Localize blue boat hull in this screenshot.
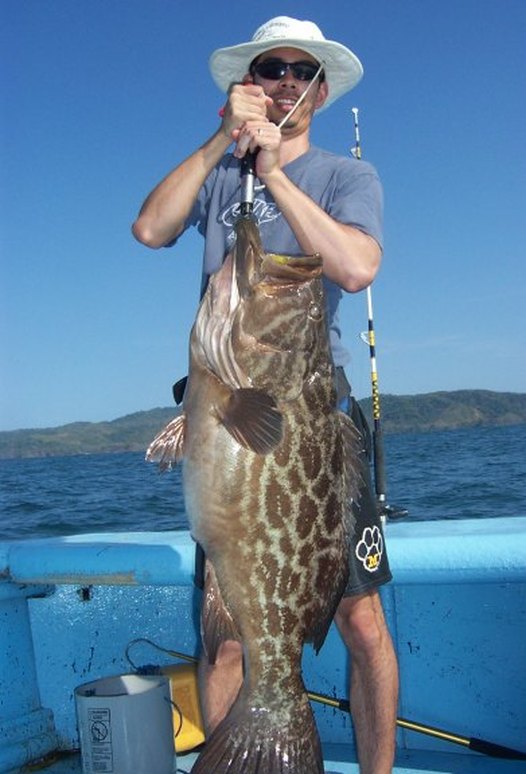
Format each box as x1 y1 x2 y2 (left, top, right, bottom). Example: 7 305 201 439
1 517 525 772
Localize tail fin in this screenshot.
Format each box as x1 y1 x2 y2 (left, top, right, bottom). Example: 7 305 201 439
192 691 323 773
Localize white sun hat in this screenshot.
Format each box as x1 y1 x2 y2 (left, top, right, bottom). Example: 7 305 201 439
209 16 363 110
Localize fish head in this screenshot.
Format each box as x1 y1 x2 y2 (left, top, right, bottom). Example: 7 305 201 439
232 218 330 401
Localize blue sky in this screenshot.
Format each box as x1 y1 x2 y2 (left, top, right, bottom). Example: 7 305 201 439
1 0 525 431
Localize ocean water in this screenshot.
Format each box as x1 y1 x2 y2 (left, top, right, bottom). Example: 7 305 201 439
0 424 524 542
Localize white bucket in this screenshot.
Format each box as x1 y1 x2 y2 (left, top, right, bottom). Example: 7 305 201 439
75 673 175 774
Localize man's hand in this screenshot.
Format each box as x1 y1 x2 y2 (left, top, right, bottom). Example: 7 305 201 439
233 121 281 179
220 81 280 178
220 83 272 140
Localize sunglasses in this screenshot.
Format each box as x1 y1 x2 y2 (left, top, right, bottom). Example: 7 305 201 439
251 58 324 82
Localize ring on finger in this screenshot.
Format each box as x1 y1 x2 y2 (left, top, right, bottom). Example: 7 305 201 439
257 127 263 136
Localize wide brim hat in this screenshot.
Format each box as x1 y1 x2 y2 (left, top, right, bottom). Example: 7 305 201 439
209 16 363 111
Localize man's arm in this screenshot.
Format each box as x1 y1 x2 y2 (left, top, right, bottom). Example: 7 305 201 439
131 130 230 248
262 167 381 292
236 121 382 293
132 85 271 249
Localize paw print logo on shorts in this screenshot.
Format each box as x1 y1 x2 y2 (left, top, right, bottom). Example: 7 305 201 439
355 526 384 573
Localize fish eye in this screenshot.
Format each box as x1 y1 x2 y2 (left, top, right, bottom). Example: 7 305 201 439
308 303 323 321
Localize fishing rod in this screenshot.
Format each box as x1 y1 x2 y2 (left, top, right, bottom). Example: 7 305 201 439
125 640 526 761
240 151 257 217
307 689 526 760
351 107 407 521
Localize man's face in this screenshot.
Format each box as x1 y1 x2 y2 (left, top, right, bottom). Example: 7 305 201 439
249 47 328 132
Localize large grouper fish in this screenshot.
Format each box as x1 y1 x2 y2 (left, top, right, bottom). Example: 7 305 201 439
147 216 361 773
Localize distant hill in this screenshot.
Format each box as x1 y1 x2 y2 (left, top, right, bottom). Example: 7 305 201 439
360 390 526 433
0 408 177 460
0 390 524 459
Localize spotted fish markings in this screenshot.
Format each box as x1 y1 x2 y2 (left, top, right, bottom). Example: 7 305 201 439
147 217 361 772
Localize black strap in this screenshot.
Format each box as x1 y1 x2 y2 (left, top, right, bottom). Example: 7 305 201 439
172 376 188 405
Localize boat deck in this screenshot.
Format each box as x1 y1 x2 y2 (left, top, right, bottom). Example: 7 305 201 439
20 745 526 773
2 519 525 774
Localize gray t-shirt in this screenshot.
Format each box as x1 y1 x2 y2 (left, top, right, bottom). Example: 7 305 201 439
183 145 383 367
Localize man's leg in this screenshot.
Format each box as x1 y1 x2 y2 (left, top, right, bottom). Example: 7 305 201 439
335 590 398 774
198 640 243 735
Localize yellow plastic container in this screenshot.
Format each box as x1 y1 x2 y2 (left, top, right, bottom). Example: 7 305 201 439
161 663 205 752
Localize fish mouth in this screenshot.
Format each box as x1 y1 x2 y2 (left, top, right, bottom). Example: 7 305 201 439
261 253 323 283
234 218 322 293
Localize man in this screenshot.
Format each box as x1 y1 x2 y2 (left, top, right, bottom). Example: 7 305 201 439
133 16 398 774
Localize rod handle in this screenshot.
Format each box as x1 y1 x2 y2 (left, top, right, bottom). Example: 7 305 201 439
469 737 526 760
240 151 257 216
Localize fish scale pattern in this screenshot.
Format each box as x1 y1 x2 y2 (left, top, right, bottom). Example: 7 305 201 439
150 219 361 772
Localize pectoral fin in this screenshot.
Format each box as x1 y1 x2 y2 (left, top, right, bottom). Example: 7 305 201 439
145 414 186 470
216 388 283 454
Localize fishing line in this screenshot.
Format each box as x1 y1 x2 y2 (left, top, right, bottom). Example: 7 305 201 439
277 61 324 129
219 61 323 130
239 61 325 217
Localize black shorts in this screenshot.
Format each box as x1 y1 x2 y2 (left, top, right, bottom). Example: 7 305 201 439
337 369 392 596
193 369 392 596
